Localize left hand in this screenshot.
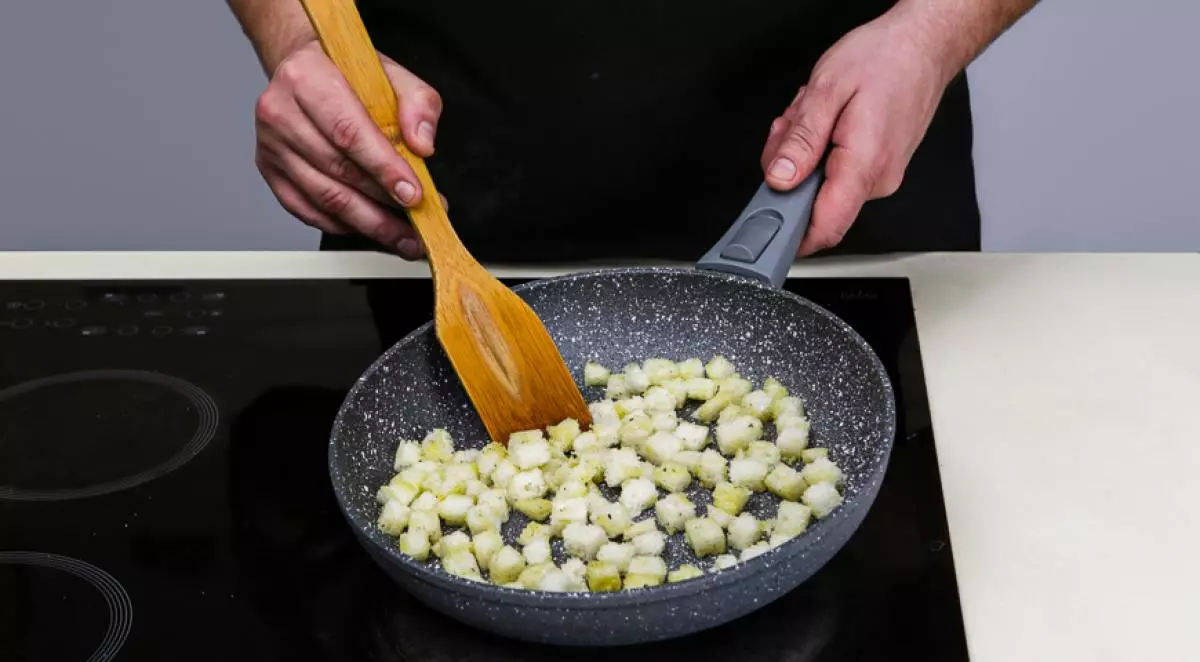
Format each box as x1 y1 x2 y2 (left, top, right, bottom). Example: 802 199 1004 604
761 9 954 255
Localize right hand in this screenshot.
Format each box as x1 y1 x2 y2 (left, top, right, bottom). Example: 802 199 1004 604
253 40 443 259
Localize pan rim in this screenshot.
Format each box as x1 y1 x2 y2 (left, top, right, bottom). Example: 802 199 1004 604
329 267 896 608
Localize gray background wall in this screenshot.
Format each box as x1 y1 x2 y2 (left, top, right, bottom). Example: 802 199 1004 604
0 1 1195 251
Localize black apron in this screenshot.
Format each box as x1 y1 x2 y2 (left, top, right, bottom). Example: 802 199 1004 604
322 0 980 260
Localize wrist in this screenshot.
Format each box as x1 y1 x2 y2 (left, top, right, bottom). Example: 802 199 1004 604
230 0 319 76
885 1 976 87
260 32 319 75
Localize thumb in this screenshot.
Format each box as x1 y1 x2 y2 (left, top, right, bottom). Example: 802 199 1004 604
380 55 443 158
762 81 849 191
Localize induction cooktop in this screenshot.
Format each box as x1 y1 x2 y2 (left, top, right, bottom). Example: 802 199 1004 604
0 277 967 661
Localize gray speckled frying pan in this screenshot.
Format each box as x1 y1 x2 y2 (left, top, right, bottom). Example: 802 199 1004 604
329 172 897 646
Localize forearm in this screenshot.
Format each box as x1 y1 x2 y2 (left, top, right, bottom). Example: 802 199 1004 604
227 0 317 75
891 0 1040 83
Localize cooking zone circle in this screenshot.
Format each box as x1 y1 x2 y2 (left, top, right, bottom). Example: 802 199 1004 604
0 551 133 662
0 370 218 501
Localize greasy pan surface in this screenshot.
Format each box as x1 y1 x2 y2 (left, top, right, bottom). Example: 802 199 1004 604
329 268 895 645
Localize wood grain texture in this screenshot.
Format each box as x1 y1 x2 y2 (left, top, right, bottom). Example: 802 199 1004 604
299 0 591 442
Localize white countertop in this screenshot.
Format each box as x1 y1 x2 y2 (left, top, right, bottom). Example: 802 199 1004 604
3 251 1198 660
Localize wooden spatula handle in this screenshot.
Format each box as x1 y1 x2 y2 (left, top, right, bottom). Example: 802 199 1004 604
299 0 469 266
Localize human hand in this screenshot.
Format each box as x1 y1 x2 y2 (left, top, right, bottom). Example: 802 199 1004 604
761 9 955 255
253 40 443 259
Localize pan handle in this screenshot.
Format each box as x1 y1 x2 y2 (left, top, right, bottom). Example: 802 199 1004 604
695 166 824 289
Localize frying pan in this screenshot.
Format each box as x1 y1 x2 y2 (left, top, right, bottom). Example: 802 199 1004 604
329 173 896 646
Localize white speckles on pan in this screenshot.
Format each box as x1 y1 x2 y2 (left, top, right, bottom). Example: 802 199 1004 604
328 268 896 646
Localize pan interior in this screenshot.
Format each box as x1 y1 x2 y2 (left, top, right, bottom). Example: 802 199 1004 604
331 269 894 583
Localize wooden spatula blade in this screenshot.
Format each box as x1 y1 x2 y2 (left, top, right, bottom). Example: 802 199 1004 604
437 277 592 443
299 0 592 443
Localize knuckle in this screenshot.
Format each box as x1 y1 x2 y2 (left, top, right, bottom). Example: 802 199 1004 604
870 155 906 197
254 93 283 126
815 225 850 252
329 116 363 153
316 185 353 215
834 150 878 196
869 152 890 179
854 156 882 196
255 147 282 175
818 237 844 252
327 155 361 185
418 85 443 113
858 165 879 197
780 123 820 158
829 223 850 244
807 71 837 97
274 58 304 86
877 170 903 197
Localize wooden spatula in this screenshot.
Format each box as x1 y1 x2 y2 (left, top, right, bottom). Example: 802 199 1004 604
299 0 591 442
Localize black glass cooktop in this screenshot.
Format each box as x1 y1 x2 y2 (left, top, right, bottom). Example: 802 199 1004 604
0 277 967 661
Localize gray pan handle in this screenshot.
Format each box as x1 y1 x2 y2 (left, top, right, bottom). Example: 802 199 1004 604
695 167 824 289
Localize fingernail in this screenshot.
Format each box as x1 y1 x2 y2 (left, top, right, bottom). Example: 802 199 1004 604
417 121 435 148
769 157 797 181
393 180 416 205
395 238 419 257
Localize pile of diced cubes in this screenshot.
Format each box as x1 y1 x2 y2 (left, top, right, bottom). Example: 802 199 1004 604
374 356 845 592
